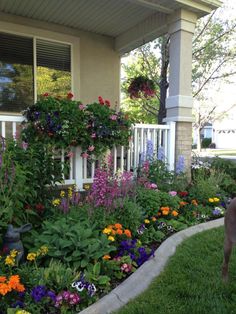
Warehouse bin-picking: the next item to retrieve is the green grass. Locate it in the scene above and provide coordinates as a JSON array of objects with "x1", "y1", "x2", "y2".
[{"x1": 116, "y1": 227, "x2": 236, "y2": 314}]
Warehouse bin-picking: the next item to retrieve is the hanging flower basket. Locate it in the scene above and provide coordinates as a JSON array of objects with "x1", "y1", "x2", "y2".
[{"x1": 128, "y1": 76, "x2": 156, "y2": 99}]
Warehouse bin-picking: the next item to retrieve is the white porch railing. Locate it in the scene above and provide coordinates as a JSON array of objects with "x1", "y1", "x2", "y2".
[{"x1": 0, "y1": 115, "x2": 175, "y2": 190}]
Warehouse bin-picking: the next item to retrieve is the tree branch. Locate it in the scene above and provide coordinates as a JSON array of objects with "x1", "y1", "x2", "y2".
[
  {"x1": 193, "y1": 11, "x2": 216, "y2": 44},
  {"x1": 193, "y1": 59, "x2": 226, "y2": 97}
]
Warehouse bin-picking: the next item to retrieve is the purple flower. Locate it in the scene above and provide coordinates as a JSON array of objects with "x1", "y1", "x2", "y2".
[
  {"x1": 146, "y1": 140, "x2": 153, "y2": 160},
  {"x1": 176, "y1": 155, "x2": 185, "y2": 174},
  {"x1": 12, "y1": 300, "x2": 24, "y2": 308},
  {"x1": 31, "y1": 285, "x2": 47, "y2": 302},
  {"x1": 47, "y1": 290, "x2": 56, "y2": 302},
  {"x1": 212, "y1": 208, "x2": 221, "y2": 216},
  {"x1": 157, "y1": 146, "x2": 165, "y2": 161}
]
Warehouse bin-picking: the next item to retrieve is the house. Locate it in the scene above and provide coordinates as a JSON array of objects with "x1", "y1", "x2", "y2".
[{"x1": 0, "y1": 0, "x2": 221, "y2": 175}]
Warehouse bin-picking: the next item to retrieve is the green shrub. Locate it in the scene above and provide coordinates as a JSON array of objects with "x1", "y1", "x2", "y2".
[
  {"x1": 136, "y1": 187, "x2": 180, "y2": 217},
  {"x1": 211, "y1": 157, "x2": 236, "y2": 181},
  {"x1": 147, "y1": 159, "x2": 174, "y2": 192},
  {"x1": 33, "y1": 216, "x2": 116, "y2": 269},
  {"x1": 189, "y1": 172, "x2": 221, "y2": 203},
  {"x1": 201, "y1": 137, "x2": 212, "y2": 148}
]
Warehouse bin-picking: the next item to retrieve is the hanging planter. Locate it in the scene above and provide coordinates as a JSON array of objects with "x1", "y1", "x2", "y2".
[{"x1": 128, "y1": 75, "x2": 156, "y2": 99}]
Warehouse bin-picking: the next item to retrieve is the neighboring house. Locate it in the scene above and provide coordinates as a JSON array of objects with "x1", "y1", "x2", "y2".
[
  {"x1": 0, "y1": 0, "x2": 221, "y2": 174},
  {"x1": 193, "y1": 109, "x2": 236, "y2": 149},
  {"x1": 212, "y1": 108, "x2": 236, "y2": 149},
  {"x1": 193, "y1": 123, "x2": 213, "y2": 145}
]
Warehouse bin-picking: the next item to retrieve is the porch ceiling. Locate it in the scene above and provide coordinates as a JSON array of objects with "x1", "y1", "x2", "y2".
[{"x1": 0, "y1": 0, "x2": 221, "y2": 54}]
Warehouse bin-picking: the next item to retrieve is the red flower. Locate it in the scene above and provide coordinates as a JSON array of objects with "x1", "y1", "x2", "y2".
[
  {"x1": 67, "y1": 92, "x2": 74, "y2": 100},
  {"x1": 105, "y1": 99, "x2": 110, "y2": 107},
  {"x1": 98, "y1": 96, "x2": 104, "y2": 105},
  {"x1": 178, "y1": 191, "x2": 188, "y2": 197},
  {"x1": 35, "y1": 203, "x2": 45, "y2": 213},
  {"x1": 43, "y1": 92, "x2": 49, "y2": 97}
]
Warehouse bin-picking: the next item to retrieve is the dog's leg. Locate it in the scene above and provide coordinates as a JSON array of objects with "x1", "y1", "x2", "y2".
[{"x1": 222, "y1": 236, "x2": 233, "y2": 282}]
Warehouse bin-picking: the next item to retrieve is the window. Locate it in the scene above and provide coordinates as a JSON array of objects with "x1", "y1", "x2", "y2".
[{"x1": 0, "y1": 32, "x2": 71, "y2": 114}]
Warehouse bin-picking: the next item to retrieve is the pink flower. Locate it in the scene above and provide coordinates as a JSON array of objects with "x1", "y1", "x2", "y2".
[
  {"x1": 21, "y1": 141, "x2": 28, "y2": 150},
  {"x1": 121, "y1": 263, "x2": 132, "y2": 273},
  {"x1": 79, "y1": 104, "x2": 85, "y2": 110},
  {"x1": 169, "y1": 191, "x2": 177, "y2": 196},
  {"x1": 110, "y1": 114, "x2": 117, "y2": 121},
  {"x1": 67, "y1": 151, "x2": 74, "y2": 158},
  {"x1": 91, "y1": 133, "x2": 96, "y2": 138},
  {"x1": 88, "y1": 145, "x2": 95, "y2": 152},
  {"x1": 81, "y1": 152, "x2": 89, "y2": 158}
]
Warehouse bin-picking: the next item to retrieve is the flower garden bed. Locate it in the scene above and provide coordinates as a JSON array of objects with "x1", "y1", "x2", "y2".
[{"x1": 0, "y1": 95, "x2": 232, "y2": 314}]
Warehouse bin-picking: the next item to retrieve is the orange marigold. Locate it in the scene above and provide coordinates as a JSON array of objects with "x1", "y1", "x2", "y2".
[
  {"x1": 102, "y1": 255, "x2": 111, "y2": 260},
  {"x1": 0, "y1": 283, "x2": 11, "y2": 296},
  {"x1": 15, "y1": 283, "x2": 25, "y2": 292},
  {"x1": 8, "y1": 275, "x2": 20, "y2": 289},
  {"x1": 124, "y1": 229, "x2": 132, "y2": 238},
  {"x1": 116, "y1": 229, "x2": 123, "y2": 235},
  {"x1": 161, "y1": 207, "x2": 170, "y2": 211},
  {"x1": 171, "y1": 210, "x2": 179, "y2": 217},
  {"x1": 162, "y1": 210, "x2": 169, "y2": 216},
  {"x1": 191, "y1": 200, "x2": 198, "y2": 206},
  {"x1": 0, "y1": 276, "x2": 6, "y2": 283},
  {"x1": 180, "y1": 201, "x2": 188, "y2": 207},
  {"x1": 114, "y1": 223, "x2": 122, "y2": 229}
]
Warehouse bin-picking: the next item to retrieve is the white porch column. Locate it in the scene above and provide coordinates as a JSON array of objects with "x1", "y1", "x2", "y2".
[{"x1": 164, "y1": 10, "x2": 197, "y2": 177}]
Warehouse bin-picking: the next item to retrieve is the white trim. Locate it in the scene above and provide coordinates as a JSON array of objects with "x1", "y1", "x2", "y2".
[
  {"x1": 126, "y1": 0, "x2": 173, "y2": 13},
  {"x1": 164, "y1": 116, "x2": 194, "y2": 122},
  {"x1": 166, "y1": 95, "x2": 193, "y2": 109}
]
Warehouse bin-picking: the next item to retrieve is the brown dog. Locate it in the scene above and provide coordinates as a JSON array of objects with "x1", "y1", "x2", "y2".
[{"x1": 222, "y1": 198, "x2": 236, "y2": 281}]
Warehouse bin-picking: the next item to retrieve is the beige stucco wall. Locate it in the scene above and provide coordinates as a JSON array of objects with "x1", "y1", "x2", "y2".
[{"x1": 0, "y1": 13, "x2": 120, "y2": 110}]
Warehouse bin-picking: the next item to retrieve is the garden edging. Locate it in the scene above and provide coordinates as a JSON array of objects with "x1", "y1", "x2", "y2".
[{"x1": 79, "y1": 217, "x2": 224, "y2": 314}]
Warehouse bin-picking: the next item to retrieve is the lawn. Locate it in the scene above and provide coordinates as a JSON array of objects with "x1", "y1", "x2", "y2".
[{"x1": 116, "y1": 227, "x2": 236, "y2": 314}]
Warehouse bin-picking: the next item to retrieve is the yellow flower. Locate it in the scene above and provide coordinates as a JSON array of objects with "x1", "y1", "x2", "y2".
[
  {"x1": 5, "y1": 255, "x2": 15, "y2": 266},
  {"x1": 144, "y1": 219, "x2": 150, "y2": 224},
  {"x1": 16, "y1": 311, "x2": 31, "y2": 314},
  {"x1": 108, "y1": 236, "x2": 115, "y2": 242},
  {"x1": 52, "y1": 198, "x2": 61, "y2": 206},
  {"x1": 68, "y1": 187, "x2": 73, "y2": 198},
  {"x1": 10, "y1": 249, "x2": 18, "y2": 258},
  {"x1": 60, "y1": 190, "x2": 65, "y2": 197},
  {"x1": 214, "y1": 197, "x2": 220, "y2": 202},
  {"x1": 27, "y1": 253, "x2": 37, "y2": 261},
  {"x1": 37, "y1": 246, "x2": 48, "y2": 256},
  {"x1": 84, "y1": 184, "x2": 90, "y2": 190},
  {"x1": 208, "y1": 198, "x2": 214, "y2": 203},
  {"x1": 102, "y1": 228, "x2": 112, "y2": 235}
]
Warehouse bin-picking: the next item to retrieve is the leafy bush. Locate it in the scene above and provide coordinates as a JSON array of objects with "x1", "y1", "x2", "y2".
[
  {"x1": 201, "y1": 137, "x2": 211, "y2": 148},
  {"x1": 136, "y1": 187, "x2": 180, "y2": 217},
  {"x1": 189, "y1": 172, "x2": 221, "y2": 203},
  {"x1": 146, "y1": 159, "x2": 174, "y2": 192},
  {"x1": 0, "y1": 138, "x2": 35, "y2": 229},
  {"x1": 33, "y1": 216, "x2": 116, "y2": 269},
  {"x1": 210, "y1": 157, "x2": 236, "y2": 181}
]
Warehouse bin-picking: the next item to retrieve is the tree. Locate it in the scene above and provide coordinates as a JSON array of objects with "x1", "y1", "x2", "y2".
[{"x1": 121, "y1": 1, "x2": 236, "y2": 149}]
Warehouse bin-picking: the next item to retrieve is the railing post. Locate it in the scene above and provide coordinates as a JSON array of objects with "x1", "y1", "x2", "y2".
[
  {"x1": 74, "y1": 146, "x2": 84, "y2": 190},
  {"x1": 167, "y1": 122, "x2": 176, "y2": 171}
]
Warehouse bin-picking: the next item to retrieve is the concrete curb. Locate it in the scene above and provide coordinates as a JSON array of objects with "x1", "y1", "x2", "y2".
[{"x1": 80, "y1": 218, "x2": 224, "y2": 314}]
